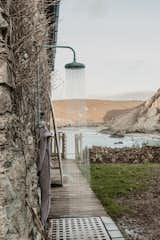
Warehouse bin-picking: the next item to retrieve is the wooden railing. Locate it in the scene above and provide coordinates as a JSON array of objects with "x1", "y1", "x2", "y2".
[
  {"x1": 49, "y1": 95, "x2": 63, "y2": 186},
  {"x1": 75, "y1": 133, "x2": 90, "y2": 181},
  {"x1": 51, "y1": 132, "x2": 67, "y2": 161}
]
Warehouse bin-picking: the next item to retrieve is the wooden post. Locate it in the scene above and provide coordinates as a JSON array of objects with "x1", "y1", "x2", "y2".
[
  {"x1": 62, "y1": 133, "x2": 66, "y2": 160},
  {"x1": 54, "y1": 135, "x2": 57, "y2": 154},
  {"x1": 58, "y1": 132, "x2": 61, "y2": 157},
  {"x1": 75, "y1": 134, "x2": 78, "y2": 161},
  {"x1": 80, "y1": 133, "x2": 83, "y2": 163},
  {"x1": 48, "y1": 94, "x2": 63, "y2": 186},
  {"x1": 78, "y1": 135, "x2": 80, "y2": 161}
]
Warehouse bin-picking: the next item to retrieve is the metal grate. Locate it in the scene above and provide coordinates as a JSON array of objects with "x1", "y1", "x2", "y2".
[{"x1": 48, "y1": 217, "x2": 111, "y2": 240}]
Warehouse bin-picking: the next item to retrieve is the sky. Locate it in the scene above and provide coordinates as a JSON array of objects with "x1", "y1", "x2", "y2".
[{"x1": 54, "y1": 0, "x2": 160, "y2": 99}]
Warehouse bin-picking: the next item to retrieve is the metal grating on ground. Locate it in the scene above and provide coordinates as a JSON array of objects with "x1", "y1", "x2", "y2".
[{"x1": 48, "y1": 217, "x2": 111, "y2": 240}]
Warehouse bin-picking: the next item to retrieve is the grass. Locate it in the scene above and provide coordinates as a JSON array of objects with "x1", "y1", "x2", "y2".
[{"x1": 90, "y1": 163, "x2": 158, "y2": 218}]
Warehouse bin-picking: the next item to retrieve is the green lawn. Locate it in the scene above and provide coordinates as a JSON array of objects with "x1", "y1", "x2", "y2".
[{"x1": 90, "y1": 163, "x2": 158, "y2": 218}]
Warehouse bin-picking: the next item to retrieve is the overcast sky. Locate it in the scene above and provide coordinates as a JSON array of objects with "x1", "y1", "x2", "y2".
[{"x1": 55, "y1": 0, "x2": 160, "y2": 99}]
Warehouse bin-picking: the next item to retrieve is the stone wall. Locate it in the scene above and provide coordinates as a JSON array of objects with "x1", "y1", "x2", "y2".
[
  {"x1": 89, "y1": 146, "x2": 160, "y2": 164},
  {"x1": 0, "y1": 4, "x2": 41, "y2": 240},
  {"x1": 0, "y1": 0, "x2": 58, "y2": 239}
]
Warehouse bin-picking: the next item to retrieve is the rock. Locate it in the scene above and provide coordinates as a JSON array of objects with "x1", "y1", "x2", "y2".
[
  {"x1": 103, "y1": 89, "x2": 160, "y2": 133},
  {"x1": 111, "y1": 158, "x2": 116, "y2": 163},
  {"x1": 110, "y1": 132, "x2": 125, "y2": 138},
  {"x1": 0, "y1": 62, "x2": 9, "y2": 85},
  {"x1": 0, "y1": 132, "x2": 7, "y2": 145},
  {"x1": 0, "y1": 114, "x2": 11, "y2": 130},
  {"x1": 133, "y1": 160, "x2": 138, "y2": 164},
  {"x1": 114, "y1": 141, "x2": 123, "y2": 145},
  {"x1": 0, "y1": 86, "x2": 12, "y2": 114},
  {"x1": 0, "y1": 9, "x2": 8, "y2": 29}
]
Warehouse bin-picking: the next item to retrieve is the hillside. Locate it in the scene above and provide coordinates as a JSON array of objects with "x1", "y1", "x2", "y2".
[
  {"x1": 53, "y1": 99, "x2": 142, "y2": 126},
  {"x1": 104, "y1": 89, "x2": 160, "y2": 133}
]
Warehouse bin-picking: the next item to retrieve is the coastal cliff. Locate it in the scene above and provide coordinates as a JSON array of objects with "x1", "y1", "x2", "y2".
[{"x1": 103, "y1": 89, "x2": 160, "y2": 133}]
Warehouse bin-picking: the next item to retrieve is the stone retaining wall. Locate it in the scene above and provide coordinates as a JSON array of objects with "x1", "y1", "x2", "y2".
[
  {"x1": 89, "y1": 146, "x2": 160, "y2": 164},
  {"x1": 0, "y1": 1, "x2": 57, "y2": 239}
]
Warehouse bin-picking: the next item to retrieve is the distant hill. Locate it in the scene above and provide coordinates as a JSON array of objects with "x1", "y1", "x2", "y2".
[
  {"x1": 103, "y1": 89, "x2": 160, "y2": 133},
  {"x1": 89, "y1": 91, "x2": 154, "y2": 101},
  {"x1": 53, "y1": 99, "x2": 142, "y2": 126},
  {"x1": 106, "y1": 91, "x2": 154, "y2": 101}
]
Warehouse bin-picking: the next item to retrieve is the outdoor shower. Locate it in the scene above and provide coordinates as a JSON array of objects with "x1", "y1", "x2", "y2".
[
  {"x1": 56, "y1": 45, "x2": 86, "y2": 99},
  {"x1": 43, "y1": 42, "x2": 87, "y2": 131},
  {"x1": 56, "y1": 45, "x2": 85, "y2": 69},
  {"x1": 44, "y1": 44, "x2": 86, "y2": 99}
]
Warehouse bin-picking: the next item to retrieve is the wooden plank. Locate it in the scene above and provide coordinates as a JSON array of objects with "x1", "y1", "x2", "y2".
[{"x1": 49, "y1": 160, "x2": 107, "y2": 218}]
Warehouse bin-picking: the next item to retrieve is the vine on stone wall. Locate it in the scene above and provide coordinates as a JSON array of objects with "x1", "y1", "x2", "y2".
[{"x1": 0, "y1": 1, "x2": 59, "y2": 238}]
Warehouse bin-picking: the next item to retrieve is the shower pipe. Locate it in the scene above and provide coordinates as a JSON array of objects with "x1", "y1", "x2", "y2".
[{"x1": 44, "y1": 45, "x2": 77, "y2": 62}]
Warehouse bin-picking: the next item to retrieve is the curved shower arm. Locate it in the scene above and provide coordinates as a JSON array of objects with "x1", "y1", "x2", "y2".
[
  {"x1": 56, "y1": 45, "x2": 77, "y2": 62},
  {"x1": 43, "y1": 44, "x2": 77, "y2": 62}
]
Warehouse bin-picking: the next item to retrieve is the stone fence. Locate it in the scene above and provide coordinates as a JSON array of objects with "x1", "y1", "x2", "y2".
[{"x1": 89, "y1": 146, "x2": 160, "y2": 164}]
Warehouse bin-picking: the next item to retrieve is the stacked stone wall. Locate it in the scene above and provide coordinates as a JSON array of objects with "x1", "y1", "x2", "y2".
[
  {"x1": 0, "y1": 0, "x2": 57, "y2": 239},
  {"x1": 89, "y1": 146, "x2": 160, "y2": 164}
]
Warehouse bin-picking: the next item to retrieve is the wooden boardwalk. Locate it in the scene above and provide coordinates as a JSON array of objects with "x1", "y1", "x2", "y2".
[
  {"x1": 49, "y1": 160, "x2": 107, "y2": 218},
  {"x1": 48, "y1": 160, "x2": 125, "y2": 239}
]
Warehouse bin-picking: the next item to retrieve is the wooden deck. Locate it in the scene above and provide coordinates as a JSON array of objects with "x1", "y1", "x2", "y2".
[{"x1": 49, "y1": 160, "x2": 107, "y2": 218}]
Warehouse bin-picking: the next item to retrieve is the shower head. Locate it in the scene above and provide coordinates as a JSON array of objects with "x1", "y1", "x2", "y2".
[
  {"x1": 65, "y1": 61, "x2": 85, "y2": 70},
  {"x1": 43, "y1": 45, "x2": 86, "y2": 70}
]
